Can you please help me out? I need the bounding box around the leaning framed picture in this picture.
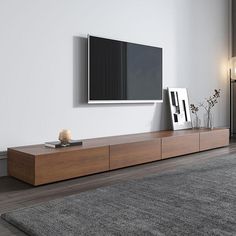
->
[167,88,192,130]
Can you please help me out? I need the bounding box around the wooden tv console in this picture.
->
[8,128,229,186]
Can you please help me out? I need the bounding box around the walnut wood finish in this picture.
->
[110,139,161,170]
[9,129,200,156]
[8,146,109,186]
[200,129,229,151]
[162,133,199,159]
[7,128,229,186]
[35,147,109,186]
[8,150,35,185]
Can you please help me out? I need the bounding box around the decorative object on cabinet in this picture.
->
[199,89,220,129]
[190,104,201,129]
[168,88,192,130]
[58,129,72,146]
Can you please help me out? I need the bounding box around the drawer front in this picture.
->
[110,139,161,170]
[200,129,229,151]
[35,146,109,185]
[162,133,199,159]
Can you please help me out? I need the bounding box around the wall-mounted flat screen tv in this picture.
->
[88,35,163,104]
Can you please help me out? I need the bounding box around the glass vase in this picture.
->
[204,111,213,129]
[192,116,201,129]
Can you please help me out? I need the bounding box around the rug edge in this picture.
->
[1,213,34,236]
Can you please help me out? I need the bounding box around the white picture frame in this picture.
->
[168,88,192,130]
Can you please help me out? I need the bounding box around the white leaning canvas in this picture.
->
[168,88,192,130]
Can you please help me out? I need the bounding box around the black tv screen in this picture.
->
[88,36,163,103]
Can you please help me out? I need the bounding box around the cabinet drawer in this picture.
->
[35,146,109,185]
[110,139,161,170]
[162,133,199,159]
[200,129,229,151]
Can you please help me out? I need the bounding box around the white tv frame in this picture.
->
[87,35,163,104]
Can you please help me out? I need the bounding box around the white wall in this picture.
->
[0,0,230,151]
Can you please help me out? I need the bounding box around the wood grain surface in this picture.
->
[110,139,161,170]
[7,128,229,186]
[162,133,199,159]
[35,147,109,185]
[8,149,35,185]
[200,129,229,151]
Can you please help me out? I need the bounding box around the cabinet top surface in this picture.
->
[8,128,228,156]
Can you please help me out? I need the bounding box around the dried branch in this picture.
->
[199,89,221,113]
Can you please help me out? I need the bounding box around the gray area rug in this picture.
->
[2,154,236,236]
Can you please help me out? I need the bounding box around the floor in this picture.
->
[0,141,235,236]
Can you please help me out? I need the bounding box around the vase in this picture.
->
[192,116,201,129]
[204,111,213,129]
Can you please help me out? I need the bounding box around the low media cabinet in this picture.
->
[8,128,229,186]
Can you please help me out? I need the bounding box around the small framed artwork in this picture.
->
[167,88,192,130]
